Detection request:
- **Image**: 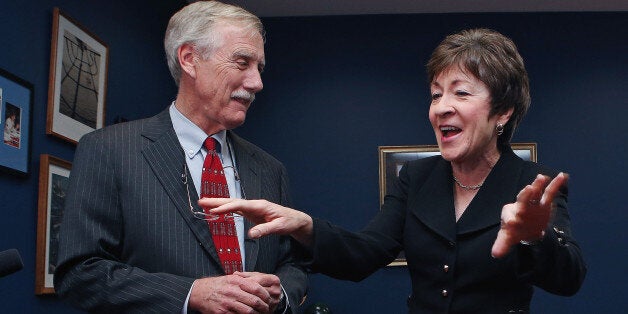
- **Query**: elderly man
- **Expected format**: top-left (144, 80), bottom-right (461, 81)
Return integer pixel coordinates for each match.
top-left (54, 2), bottom-right (307, 313)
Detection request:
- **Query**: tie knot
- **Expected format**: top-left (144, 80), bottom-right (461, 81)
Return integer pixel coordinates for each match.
top-left (204, 137), bottom-right (219, 152)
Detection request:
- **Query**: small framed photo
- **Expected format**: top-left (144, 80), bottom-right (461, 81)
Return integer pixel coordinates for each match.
top-left (378, 143), bottom-right (537, 266)
top-left (35, 154), bottom-right (72, 295)
top-left (47, 7), bottom-right (108, 144)
top-left (0, 67), bottom-right (33, 175)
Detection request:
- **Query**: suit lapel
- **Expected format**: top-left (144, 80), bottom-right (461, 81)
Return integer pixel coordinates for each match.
top-left (228, 132), bottom-right (260, 271)
top-left (141, 109), bottom-right (222, 268)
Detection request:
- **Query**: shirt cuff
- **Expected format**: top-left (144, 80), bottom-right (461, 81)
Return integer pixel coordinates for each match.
top-left (278, 283), bottom-right (289, 314)
top-left (182, 280), bottom-right (196, 314)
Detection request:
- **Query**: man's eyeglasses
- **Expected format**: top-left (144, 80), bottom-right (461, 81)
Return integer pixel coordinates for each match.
top-left (182, 163), bottom-right (246, 221)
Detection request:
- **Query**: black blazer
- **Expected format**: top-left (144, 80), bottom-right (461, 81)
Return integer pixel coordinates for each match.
top-left (305, 147), bottom-right (586, 313)
top-left (55, 109), bottom-right (307, 313)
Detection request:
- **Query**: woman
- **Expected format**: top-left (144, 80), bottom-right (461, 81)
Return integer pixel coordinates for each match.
top-left (203, 28), bottom-right (586, 313)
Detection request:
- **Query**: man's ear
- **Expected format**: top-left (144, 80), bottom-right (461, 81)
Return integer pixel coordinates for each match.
top-left (178, 44), bottom-right (198, 79)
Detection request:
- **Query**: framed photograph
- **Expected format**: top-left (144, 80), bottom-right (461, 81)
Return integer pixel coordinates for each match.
top-left (35, 154), bottom-right (72, 295)
top-left (47, 7), bottom-right (108, 144)
top-left (378, 143), bottom-right (537, 266)
top-left (0, 67), bottom-right (33, 175)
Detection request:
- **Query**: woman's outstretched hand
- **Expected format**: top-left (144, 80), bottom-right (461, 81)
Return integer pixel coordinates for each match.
top-left (491, 172), bottom-right (568, 258)
top-left (199, 198), bottom-right (314, 246)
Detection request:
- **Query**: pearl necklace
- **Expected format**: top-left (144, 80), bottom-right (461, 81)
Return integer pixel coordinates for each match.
top-left (452, 175), bottom-right (484, 190)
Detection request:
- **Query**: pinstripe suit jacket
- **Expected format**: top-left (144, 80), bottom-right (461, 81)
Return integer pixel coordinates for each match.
top-left (55, 109), bottom-right (307, 313)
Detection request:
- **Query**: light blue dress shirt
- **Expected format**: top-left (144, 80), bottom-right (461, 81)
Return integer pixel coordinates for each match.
top-left (170, 103), bottom-right (246, 264)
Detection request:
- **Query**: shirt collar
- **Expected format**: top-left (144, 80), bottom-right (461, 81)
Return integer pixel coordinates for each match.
top-left (170, 103), bottom-right (227, 159)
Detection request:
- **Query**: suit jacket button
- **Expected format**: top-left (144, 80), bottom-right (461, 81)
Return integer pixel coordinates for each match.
top-left (443, 264), bottom-right (449, 273)
top-left (441, 289), bottom-right (448, 297)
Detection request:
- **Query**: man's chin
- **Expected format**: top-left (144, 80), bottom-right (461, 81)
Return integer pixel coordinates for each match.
top-left (224, 117), bottom-right (246, 130)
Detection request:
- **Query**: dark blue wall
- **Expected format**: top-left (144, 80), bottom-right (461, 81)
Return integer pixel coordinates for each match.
top-left (0, 0), bottom-right (183, 312)
top-left (0, 3), bottom-right (626, 313)
top-left (236, 12), bottom-right (627, 313)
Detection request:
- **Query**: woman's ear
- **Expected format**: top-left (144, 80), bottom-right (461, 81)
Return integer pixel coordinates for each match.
top-left (499, 107), bottom-right (515, 125)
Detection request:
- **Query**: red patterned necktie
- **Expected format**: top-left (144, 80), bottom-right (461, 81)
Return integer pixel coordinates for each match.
top-left (201, 137), bottom-right (242, 274)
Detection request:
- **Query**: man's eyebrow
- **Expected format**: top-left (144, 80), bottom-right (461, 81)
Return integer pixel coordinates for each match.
top-left (233, 48), bottom-right (263, 61)
top-left (233, 50), bottom-right (254, 59)
top-left (233, 50), bottom-right (265, 69)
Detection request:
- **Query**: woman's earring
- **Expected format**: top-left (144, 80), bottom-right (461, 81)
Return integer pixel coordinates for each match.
top-left (496, 123), bottom-right (504, 136)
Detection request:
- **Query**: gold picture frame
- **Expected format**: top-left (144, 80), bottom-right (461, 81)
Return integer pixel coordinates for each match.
top-left (35, 154), bottom-right (72, 294)
top-left (378, 143), bottom-right (537, 266)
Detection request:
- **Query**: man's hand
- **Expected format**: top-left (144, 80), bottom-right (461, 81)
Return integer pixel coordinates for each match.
top-left (189, 272), bottom-right (280, 313)
top-left (235, 272), bottom-right (283, 312)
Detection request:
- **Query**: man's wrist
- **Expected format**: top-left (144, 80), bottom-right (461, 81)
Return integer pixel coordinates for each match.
top-left (279, 289), bottom-right (285, 303)
top-left (276, 284), bottom-right (289, 314)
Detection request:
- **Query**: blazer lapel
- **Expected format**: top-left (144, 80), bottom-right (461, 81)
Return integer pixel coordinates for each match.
top-left (410, 159), bottom-right (457, 243)
top-left (141, 109), bottom-right (222, 267)
top-left (228, 132), bottom-right (260, 271)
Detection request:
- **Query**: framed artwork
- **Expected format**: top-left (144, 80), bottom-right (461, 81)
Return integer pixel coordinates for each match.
top-left (378, 143), bottom-right (537, 266)
top-left (0, 67), bottom-right (33, 175)
top-left (35, 154), bottom-right (72, 295)
top-left (47, 7), bottom-right (108, 144)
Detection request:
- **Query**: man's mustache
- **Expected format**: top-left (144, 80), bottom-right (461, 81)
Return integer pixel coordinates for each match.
top-left (231, 90), bottom-right (255, 103)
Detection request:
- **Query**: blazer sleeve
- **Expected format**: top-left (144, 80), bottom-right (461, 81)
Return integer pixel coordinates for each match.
top-left (54, 131), bottom-right (194, 313)
top-left (515, 177), bottom-right (587, 296)
top-left (296, 158), bottom-right (431, 281)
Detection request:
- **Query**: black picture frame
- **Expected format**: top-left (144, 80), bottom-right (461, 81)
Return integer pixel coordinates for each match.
top-left (0, 67), bottom-right (33, 175)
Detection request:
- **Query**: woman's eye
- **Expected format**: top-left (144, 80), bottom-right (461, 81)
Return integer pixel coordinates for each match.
top-left (455, 91), bottom-right (471, 96)
top-left (431, 93), bottom-right (442, 100)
